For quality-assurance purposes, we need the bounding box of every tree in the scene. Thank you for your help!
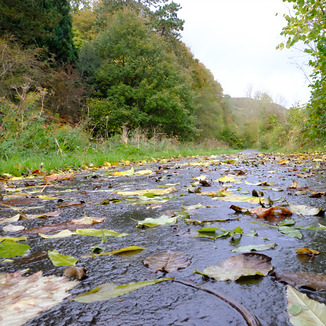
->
[279,0,326,143]
[0,0,76,62]
[79,10,197,140]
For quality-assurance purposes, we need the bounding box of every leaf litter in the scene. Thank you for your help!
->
[1,152,326,325]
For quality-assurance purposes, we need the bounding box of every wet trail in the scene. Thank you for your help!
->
[1,152,326,325]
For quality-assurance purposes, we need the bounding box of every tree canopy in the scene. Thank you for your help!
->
[279,0,326,143]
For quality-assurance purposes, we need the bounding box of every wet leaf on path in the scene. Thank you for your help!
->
[286,285,326,325]
[195,253,273,281]
[76,229,129,237]
[144,251,191,272]
[295,248,320,256]
[250,206,292,219]
[286,201,322,216]
[72,277,173,303]
[71,215,106,225]
[3,224,25,232]
[0,240,30,258]
[276,271,326,291]
[44,173,74,183]
[48,250,78,266]
[197,226,243,240]
[112,167,134,176]
[0,271,79,326]
[232,243,277,253]
[278,226,303,239]
[82,246,146,258]
[0,236,27,242]
[39,230,76,239]
[63,266,86,280]
[136,215,178,228]
[117,187,176,196]
[216,176,241,184]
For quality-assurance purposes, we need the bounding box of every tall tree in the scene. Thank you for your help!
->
[279,0,326,143]
[79,10,196,140]
[0,0,76,62]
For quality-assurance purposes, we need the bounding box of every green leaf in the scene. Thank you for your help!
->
[48,250,78,267]
[278,226,303,239]
[287,285,326,325]
[76,229,129,237]
[136,215,178,228]
[72,278,173,303]
[39,230,75,239]
[0,240,30,258]
[232,243,277,253]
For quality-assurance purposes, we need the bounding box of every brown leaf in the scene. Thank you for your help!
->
[63,266,86,280]
[275,271,326,291]
[1,197,41,206]
[44,173,74,183]
[144,251,191,273]
[250,206,292,219]
[288,180,302,189]
[196,253,273,281]
[71,216,106,225]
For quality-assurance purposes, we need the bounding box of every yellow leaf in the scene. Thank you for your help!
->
[112,167,134,176]
[117,187,176,196]
[215,176,241,184]
[295,248,320,255]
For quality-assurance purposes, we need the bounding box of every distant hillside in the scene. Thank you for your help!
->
[225,97,288,126]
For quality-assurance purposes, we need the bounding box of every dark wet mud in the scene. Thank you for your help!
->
[1,152,326,325]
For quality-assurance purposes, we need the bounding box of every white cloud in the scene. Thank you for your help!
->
[177,0,312,107]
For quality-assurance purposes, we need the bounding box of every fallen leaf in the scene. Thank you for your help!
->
[136,215,178,228]
[0,236,27,242]
[48,250,78,267]
[0,240,30,258]
[216,176,241,184]
[295,248,320,256]
[144,251,191,272]
[0,271,79,325]
[75,229,129,237]
[63,266,86,280]
[287,285,326,324]
[195,253,273,281]
[82,246,146,258]
[286,201,321,216]
[71,215,106,225]
[39,230,76,239]
[288,180,302,189]
[250,206,292,219]
[44,173,74,183]
[232,243,277,253]
[134,169,153,175]
[3,224,25,232]
[72,278,173,303]
[278,226,303,239]
[112,167,134,176]
[276,271,326,291]
[117,187,176,196]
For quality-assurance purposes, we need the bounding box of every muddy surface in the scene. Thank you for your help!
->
[1,152,326,325]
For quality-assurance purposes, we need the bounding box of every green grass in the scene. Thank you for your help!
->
[0,142,237,176]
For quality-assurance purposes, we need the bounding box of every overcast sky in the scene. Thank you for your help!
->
[177,0,312,108]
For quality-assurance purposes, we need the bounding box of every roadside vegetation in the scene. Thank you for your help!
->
[0,0,324,175]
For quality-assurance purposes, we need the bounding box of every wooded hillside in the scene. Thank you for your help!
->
[0,0,323,160]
